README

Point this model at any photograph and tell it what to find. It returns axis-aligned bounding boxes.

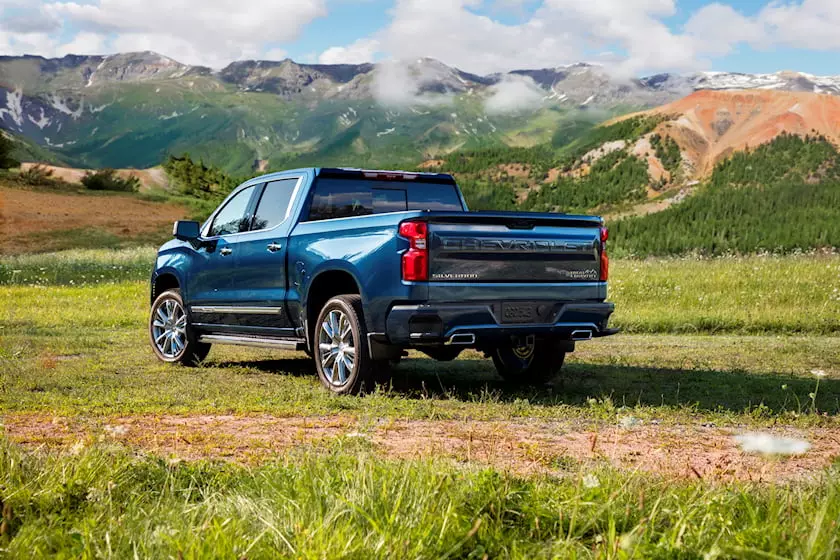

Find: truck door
[229,176,303,336]
[187,183,259,311]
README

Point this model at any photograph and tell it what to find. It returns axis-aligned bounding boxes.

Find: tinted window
[252,178,298,231]
[208,185,256,237]
[307,178,462,221]
[373,188,407,213]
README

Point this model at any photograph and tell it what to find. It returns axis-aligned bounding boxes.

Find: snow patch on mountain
[89,103,111,114]
[159,111,181,120]
[376,127,395,137]
[49,94,84,119]
[0,89,24,129]
[27,108,51,130]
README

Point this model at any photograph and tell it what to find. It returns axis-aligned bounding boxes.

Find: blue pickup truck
[149,167,617,393]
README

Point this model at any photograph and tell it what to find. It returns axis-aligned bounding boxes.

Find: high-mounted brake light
[363,171,418,181]
[599,226,609,282]
[399,220,428,281]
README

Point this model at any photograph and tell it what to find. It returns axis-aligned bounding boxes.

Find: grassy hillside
[427,116,666,212]
[2,130,73,167]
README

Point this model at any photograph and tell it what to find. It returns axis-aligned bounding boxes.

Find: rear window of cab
[306,177,463,221]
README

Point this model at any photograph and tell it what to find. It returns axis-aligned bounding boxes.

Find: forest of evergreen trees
[612,134,840,255]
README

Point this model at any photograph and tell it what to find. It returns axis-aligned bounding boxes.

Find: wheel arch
[151,270,183,305]
[304,267,363,350]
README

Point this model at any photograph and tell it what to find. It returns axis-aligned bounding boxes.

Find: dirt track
[6,414,840,482]
[0,186,186,254]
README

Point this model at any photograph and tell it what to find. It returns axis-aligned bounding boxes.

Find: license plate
[501,303,536,324]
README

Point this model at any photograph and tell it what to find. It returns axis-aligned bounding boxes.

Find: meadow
[2,248,840,557]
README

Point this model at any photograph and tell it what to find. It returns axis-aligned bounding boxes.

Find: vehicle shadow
[213,355,840,416]
[383,358,840,416]
[213,357,316,377]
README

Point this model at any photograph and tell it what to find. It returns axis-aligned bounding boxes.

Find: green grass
[2,438,839,559]
[2,260,840,424]
[610,255,840,335]
[3,251,840,558]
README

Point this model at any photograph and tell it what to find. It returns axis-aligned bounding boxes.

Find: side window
[308,180,374,221]
[208,185,256,237]
[252,178,298,231]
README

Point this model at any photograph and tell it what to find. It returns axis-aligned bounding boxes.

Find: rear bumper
[384,301,617,346]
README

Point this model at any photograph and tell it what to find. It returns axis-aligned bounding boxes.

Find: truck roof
[246,167,457,185]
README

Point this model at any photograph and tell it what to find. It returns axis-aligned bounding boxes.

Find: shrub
[81,169,140,192]
[19,164,55,186]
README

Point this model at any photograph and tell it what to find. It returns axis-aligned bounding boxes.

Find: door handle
[266,242,282,253]
[220,247,233,256]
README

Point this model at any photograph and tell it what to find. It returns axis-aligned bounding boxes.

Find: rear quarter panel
[287,212,428,333]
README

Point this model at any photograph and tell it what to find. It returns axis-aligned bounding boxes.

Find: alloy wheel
[318,309,356,386]
[152,298,187,359]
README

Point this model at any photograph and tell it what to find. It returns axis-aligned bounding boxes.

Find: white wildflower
[582,474,600,489]
[69,441,86,455]
[619,415,641,428]
[734,432,810,455]
[811,369,827,378]
[103,424,128,437]
[345,432,368,439]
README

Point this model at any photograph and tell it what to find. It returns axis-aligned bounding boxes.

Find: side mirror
[173,220,201,241]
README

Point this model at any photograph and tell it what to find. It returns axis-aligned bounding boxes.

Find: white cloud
[372,59,454,107]
[319,0,709,79]
[685,0,840,55]
[0,30,57,57]
[319,38,379,65]
[262,48,288,61]
[55,31,108,56]
[684,4,764,56]
[43,0,327,67]
[483,75,544,114]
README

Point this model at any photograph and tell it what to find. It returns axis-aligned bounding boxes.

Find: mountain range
[3,50,840,174]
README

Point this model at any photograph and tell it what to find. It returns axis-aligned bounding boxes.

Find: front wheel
[149,289,210,366]
[313,295,377,395]
[492,336,565,385]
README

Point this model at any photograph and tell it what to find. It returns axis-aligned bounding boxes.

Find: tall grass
[1,439,839,558]
[0,247,156,285]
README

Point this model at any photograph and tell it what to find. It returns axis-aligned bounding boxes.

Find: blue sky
[1,0,838,76]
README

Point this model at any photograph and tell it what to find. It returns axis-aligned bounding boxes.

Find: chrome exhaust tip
[446,333,476,346]
[570,330,593,341]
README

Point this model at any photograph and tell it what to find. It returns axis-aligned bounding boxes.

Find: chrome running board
[198,334,305,351]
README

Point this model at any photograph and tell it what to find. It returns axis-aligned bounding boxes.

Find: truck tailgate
[426,212,604,285]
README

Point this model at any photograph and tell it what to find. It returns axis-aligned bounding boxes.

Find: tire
[313,295,377,395]
[149,289,211,366]
[492,336,565,385]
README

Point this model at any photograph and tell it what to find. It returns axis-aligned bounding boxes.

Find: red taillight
[599,226,609,282]
[399,220,428,281]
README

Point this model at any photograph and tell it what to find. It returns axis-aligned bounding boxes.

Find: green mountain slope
[611,134,840,256]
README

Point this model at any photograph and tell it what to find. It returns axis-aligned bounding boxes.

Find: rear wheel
[314,295,377,394]
[492,336,565,385]
[149,289,210,366]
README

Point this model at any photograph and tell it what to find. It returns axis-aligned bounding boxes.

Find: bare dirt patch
[0,186,186,254]
[6,414,840,482]
[417,159,444,170]
[19,163,172,192]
